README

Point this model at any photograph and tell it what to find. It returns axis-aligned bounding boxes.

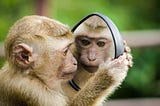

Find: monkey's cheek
[63,65,77,73]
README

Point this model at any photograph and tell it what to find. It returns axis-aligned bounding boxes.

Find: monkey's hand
[99,42,133,85]
[68,42,133,106]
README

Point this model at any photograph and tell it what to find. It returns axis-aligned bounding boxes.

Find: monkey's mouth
[82,64,98,73]
[82,62,98,68]
[80,59,99,67]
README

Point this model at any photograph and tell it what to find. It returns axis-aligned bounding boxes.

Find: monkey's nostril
[73,61,77,65]
[73,62,77,65]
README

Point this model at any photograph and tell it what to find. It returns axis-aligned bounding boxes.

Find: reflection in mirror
[73,15,115,60]
[66,13,130,106]
[68,13,124,92]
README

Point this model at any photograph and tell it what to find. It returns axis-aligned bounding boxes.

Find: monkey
[0,15,132,106]
[62,16,133,106]
[68,43,132,106]
[0,15,78,106]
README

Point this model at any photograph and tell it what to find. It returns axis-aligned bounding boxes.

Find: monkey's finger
[124,46,131,53]
[123,53,132,67]
[123,55,133,68]
[124,59,129,66]
[123,40,127,46]
[128,59,133,67]
[123,40,131,53]
[126,53,132,61]
[114,55,126,65]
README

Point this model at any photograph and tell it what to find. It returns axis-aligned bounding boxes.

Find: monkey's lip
[81,61,99,67]
[82,64,99,73]
[82,63,99,69]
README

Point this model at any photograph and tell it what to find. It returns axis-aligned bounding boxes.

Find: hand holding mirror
[65,13,132,106]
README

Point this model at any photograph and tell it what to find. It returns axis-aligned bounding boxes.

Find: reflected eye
[76,36,91,47]
[81,39,90,46]
[80,39,91,46]
[97,41,106,47]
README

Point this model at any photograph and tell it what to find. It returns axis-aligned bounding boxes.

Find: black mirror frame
[72,12,124,58]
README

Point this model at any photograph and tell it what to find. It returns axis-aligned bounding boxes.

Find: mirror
[69,13,124,91]
[72,12,124,59]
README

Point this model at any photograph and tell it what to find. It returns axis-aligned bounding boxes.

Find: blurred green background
[0,0,160,99]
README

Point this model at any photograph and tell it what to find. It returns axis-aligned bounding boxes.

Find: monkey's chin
[82,64,98,73]
[60,72,76,80]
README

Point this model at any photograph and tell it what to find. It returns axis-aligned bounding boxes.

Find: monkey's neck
[73,66,95,89]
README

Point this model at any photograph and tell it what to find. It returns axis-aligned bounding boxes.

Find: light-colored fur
[0,15,74,106]
[0,64,67,106]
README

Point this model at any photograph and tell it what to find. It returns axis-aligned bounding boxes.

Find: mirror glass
[72,13,124,59]
[69,13,124,91]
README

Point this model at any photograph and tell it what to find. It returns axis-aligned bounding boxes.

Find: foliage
[51,0,160,30]
[111,47,160,99]
[0,0,33,41]
[0,57,5,68]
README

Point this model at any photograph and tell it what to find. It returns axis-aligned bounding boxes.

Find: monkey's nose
[73,59,77,65]
[73,62,77,65]
[88,58,96,61]
[88,51,96,61]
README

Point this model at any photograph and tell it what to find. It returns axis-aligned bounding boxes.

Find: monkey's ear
[13,43,35,68]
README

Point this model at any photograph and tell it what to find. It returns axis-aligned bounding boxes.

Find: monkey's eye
[63,48,68,56]
[79,38,91,46]
[97,39,106,47]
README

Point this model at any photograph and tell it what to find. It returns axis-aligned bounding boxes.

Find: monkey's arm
[68,68,115,106]
[68,49,132,106]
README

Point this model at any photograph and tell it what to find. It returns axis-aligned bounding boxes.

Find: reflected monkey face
[74,28,114,73]
[72,14,123,72]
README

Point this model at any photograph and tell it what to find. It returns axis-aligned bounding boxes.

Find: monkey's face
[44,38,78,81]
[74,24,115,72]
[75,35,113,73]
[12,35,77,89]
[57,46,78,80]
[35,38,77,88]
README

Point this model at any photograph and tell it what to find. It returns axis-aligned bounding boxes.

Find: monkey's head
[74,17,115,73]
[5,16,77,89]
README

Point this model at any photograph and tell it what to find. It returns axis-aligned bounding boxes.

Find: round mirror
[72,12,124,59]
